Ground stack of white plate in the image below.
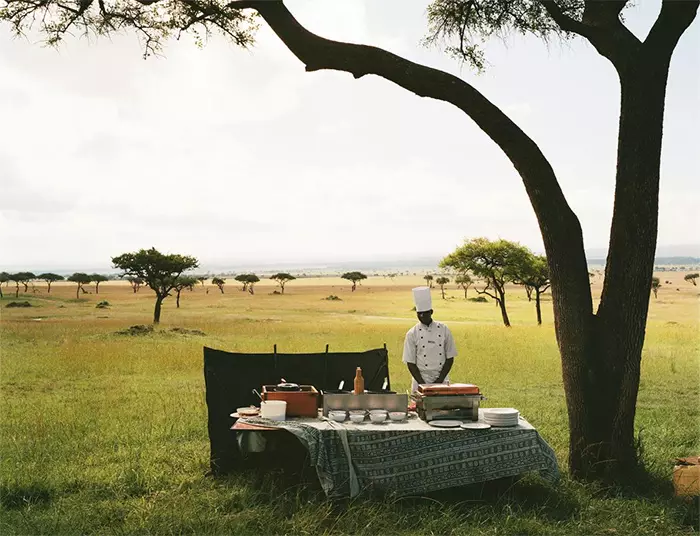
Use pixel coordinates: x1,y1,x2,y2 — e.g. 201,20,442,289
483,408,519,427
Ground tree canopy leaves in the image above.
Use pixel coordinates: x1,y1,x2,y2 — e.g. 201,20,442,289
112,247,198,322
1,0,259,59
424,0,588,70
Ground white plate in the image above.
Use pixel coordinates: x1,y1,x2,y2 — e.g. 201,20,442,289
483,408,519,416
428,420,462,428
461,422,492,430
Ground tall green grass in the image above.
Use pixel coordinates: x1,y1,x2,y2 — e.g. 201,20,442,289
1,279,698,535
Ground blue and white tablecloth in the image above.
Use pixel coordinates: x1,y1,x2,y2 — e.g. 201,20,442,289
239,410,560,499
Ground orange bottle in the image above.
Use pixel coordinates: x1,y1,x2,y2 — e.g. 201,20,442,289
354,367,365,394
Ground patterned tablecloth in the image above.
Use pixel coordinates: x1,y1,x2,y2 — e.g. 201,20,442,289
236,410,560,499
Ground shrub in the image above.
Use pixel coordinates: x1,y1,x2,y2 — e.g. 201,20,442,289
6,301,32,308
469,296,489,303
323,295,342,301
116,325,154,336
96,301,111,309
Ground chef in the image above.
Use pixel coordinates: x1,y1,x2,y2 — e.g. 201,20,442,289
402,286,458,393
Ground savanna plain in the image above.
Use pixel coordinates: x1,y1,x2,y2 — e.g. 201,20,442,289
1,273,698,535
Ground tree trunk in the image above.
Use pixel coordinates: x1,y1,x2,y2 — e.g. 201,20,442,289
47,282,51,293
76,285,80,300
463,287,467,299
525,286,533,302
153,296,163,324
0,286,3,298
22,283,28,292
441,286,445,299
176,289,181,308
564,54,673,479
352,282,356,292
652,289,658,299
498,297,510,327
535,288,542,325
281,283,285,294
95,283,100,294
15,283,19,298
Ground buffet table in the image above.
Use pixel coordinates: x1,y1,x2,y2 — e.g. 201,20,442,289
233,410,560,498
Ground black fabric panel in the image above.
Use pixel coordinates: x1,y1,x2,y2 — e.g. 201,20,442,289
203,345,390,474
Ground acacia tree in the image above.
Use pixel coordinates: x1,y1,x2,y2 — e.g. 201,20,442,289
234,274,250,291
11,272,36,297
112,248,198,323
212,277,226,294
515,254,552,325
442,238,531,327
270,273,296,294
0,272,9,298
341,271,367,292
90,274,109,294
435,276,450,299
38,273,64,293
173,276,198,307
245,274,260,294
126,276,144,293
651,276,661,299
3,0,697,483
684,273,699,286
423,274,434,288
197,276,207,288
455,273,473,299
67,273,92,299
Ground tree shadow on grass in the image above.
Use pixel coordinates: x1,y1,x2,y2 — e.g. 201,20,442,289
0,483,54,510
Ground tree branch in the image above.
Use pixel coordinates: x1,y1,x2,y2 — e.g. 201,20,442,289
539,0,591,37
644,0,699,57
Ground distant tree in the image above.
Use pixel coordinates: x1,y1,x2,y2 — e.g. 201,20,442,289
684,273,699,286
235,274,250,291
197,276,207,288
112,247,199,324
0,271,10,298
38,273,64,294
173,276,199,308
212,277,226,294
67,273,92,299
341,271,367,292
441,238,531,327
10,272,36,297
514,254,551,325
126,277,144,293
455,273,473,299
387,273,398,283
90,274,109,294
270,273,296,294
651,277,661,299
423,274,434,288
436,276,450,299
246,274,260,295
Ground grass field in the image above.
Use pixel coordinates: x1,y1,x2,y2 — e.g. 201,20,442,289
1,273,698,535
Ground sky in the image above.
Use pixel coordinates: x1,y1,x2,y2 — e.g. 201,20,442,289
1,0,698,271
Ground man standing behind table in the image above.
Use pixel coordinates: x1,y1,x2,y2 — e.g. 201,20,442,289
402,286,458,393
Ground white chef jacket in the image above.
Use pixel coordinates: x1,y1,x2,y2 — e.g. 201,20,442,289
402,320,457,392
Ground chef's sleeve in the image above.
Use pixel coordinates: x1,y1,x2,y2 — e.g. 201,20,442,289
402,330,416,364
444,327,458,359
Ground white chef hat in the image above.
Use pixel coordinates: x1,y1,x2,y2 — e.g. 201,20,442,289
412,286,432,312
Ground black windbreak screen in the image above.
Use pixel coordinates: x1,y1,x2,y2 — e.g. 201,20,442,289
203,345,390,474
